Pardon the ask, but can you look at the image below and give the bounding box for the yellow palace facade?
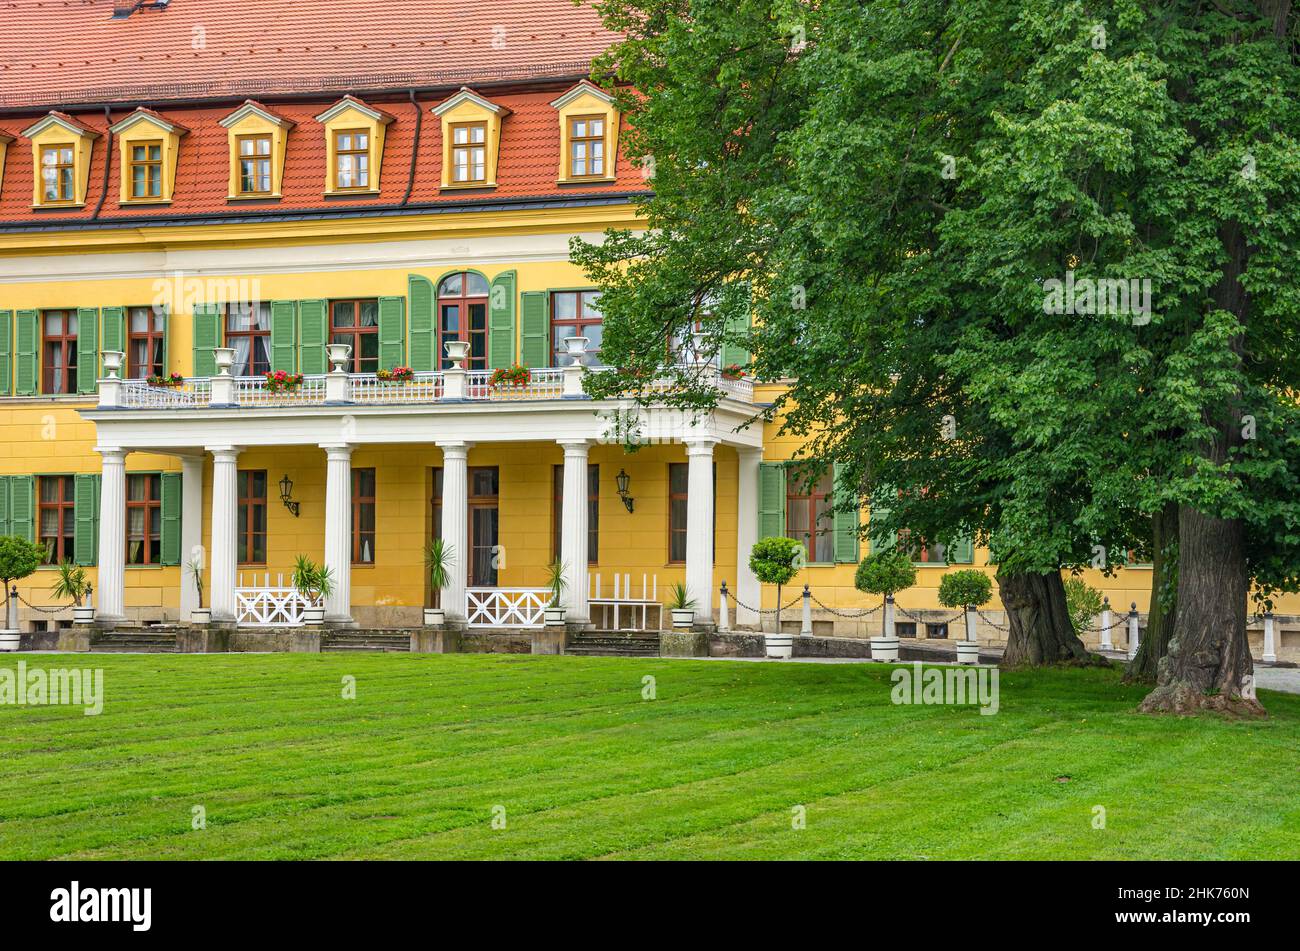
[0,0,1290,662]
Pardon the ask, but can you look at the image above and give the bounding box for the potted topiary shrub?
[185,552,209,624]
[938,568,993,664]
[854,550,917,661]
[749,536,803,658]
[666,582,696,628]
[292,555,333,625]
[50,559,94,624]
[423,538,454,626]
[0,536,45,650]
[544,560,567,626]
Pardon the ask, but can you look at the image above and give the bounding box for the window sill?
[323,189,381,198]
[440,181,497,191]
[32,202,86,210]
[121,198,172,207]
[227,193,282,202]
[556,177,617,186]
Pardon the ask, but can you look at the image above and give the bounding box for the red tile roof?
[0,0,619,109]
[0,87,646,226]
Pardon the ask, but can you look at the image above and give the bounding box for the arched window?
[437,272,490,370]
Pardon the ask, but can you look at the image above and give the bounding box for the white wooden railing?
[589,573,662,631]
[234,375,329,407]
[465,587,550,628]
[235,572,318,627]
[350,371,444,403]
[118,378,212,408]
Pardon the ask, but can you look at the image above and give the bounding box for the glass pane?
[356,469,375,496]
[332,302,356,329]
[669,463,688,494]
[44,312,63,334]
[553,293,577,320]
[438,273,462,297]
[583,323,603,353]
[39,478,59,502]
[465,273,489,296]
[469,303,486,331]
[440,304,460,334]
[130,309,150,332]
[573,120,587,137]
[359,301,378,327]
[786,501,810,539]
[127,476,146,502]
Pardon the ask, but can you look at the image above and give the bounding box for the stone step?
[568,631,661,657]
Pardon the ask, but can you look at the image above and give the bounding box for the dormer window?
[432,88,509,190]
[333,129,370,190]
[451,122,487,184]
[237,134,272,195]
[22,112,100,208]
[314,96,393,196]
[549,81,620,184]
[128,141,163,199]
[567,116,605,179]
[41,145,76,203]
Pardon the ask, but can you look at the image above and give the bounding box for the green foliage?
[937,570,993,610]
[666,582,696,611]
[748,536,803,587]
[0,536,44,585]
[854,550,917,597]
[291,555,334,602]
[423,538,454,592]
[1063,577,1105,636]
[545,560,566,608]
[49,560,89,605]
[184,553,205,609]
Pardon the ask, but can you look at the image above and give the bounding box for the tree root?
[1137,681,1267,718]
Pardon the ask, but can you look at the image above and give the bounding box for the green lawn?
[0,653,1296,860]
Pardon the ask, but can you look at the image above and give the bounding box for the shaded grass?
[0,653,1295,859]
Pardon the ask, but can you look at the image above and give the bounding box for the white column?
[558,439,591,623]
[439,441,471,620]
[1263,611,1276,664]
[735,447,762,627]
[684,436,718,623]
[178,455,204,619]
[1099,597,1113,651]
[207,446,240,622]
[95,447,128,624]
[322,444,353,624]
[1127,602,1140,660]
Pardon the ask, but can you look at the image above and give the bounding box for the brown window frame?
[450,121,488,184]
[238,470,268,565]
[552,464,599,565]
[223,302,272,377]
[333,128,371,191]
[126,305,166,379]
[126,473,162,566]
[236,133,273,195]
[329,299,381,374]
[352,467,376,564]
[785,470,834,564]
[436,272,490,370]
[41,309,78,395]
[37,475,76,565]
[567,115,606,180]
[128,139,163,200]
[667,462,716,564]
[40,143,76,204]
[549,290,603,367]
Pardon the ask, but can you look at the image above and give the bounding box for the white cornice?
[109,109,189,136]
[549,81,616,111]
[20,113,99,140]
[314,97,393,125]
[432,87,510,118]
[219,102,295,130]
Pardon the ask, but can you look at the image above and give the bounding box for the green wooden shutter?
[192,303,221,378]
[832,462,860,563]
[949,535,975,564]
[73,473,100,566]
[8,475,34,542]
[100,306,126,372]
[408,275,435,372]
[76,307,99,394]
[15,310,37,396]
[489,270,517,369]
[270,300,297,373]
[160,471,182,565]
[0,477,10,536]
[721,309,751,369]
[868,489,895,554]
[519,291,549,368]
[298,299,328,375]
[758,462,786,540]
[0,310,11,396]
[378,296,406,369]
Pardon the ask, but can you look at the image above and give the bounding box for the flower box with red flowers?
[377,366,414,383]
[263,370,304,394]
[489,364,531,389]
[146,373,185,388]
[722,364,748,380]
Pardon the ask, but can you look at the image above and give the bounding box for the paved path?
[1254,666,1300,695]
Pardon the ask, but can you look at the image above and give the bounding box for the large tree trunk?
[1125,502,1179,683]
[1139,505,1262,715]
[997,571,1098,667]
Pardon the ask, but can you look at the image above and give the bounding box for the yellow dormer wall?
[23,117,99,208]
[0,134,11,196]
[315,99,392,196]
[551,84,620,184]
[220,104,293,200]
[432,90,508,190]
[111,112,187,205]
